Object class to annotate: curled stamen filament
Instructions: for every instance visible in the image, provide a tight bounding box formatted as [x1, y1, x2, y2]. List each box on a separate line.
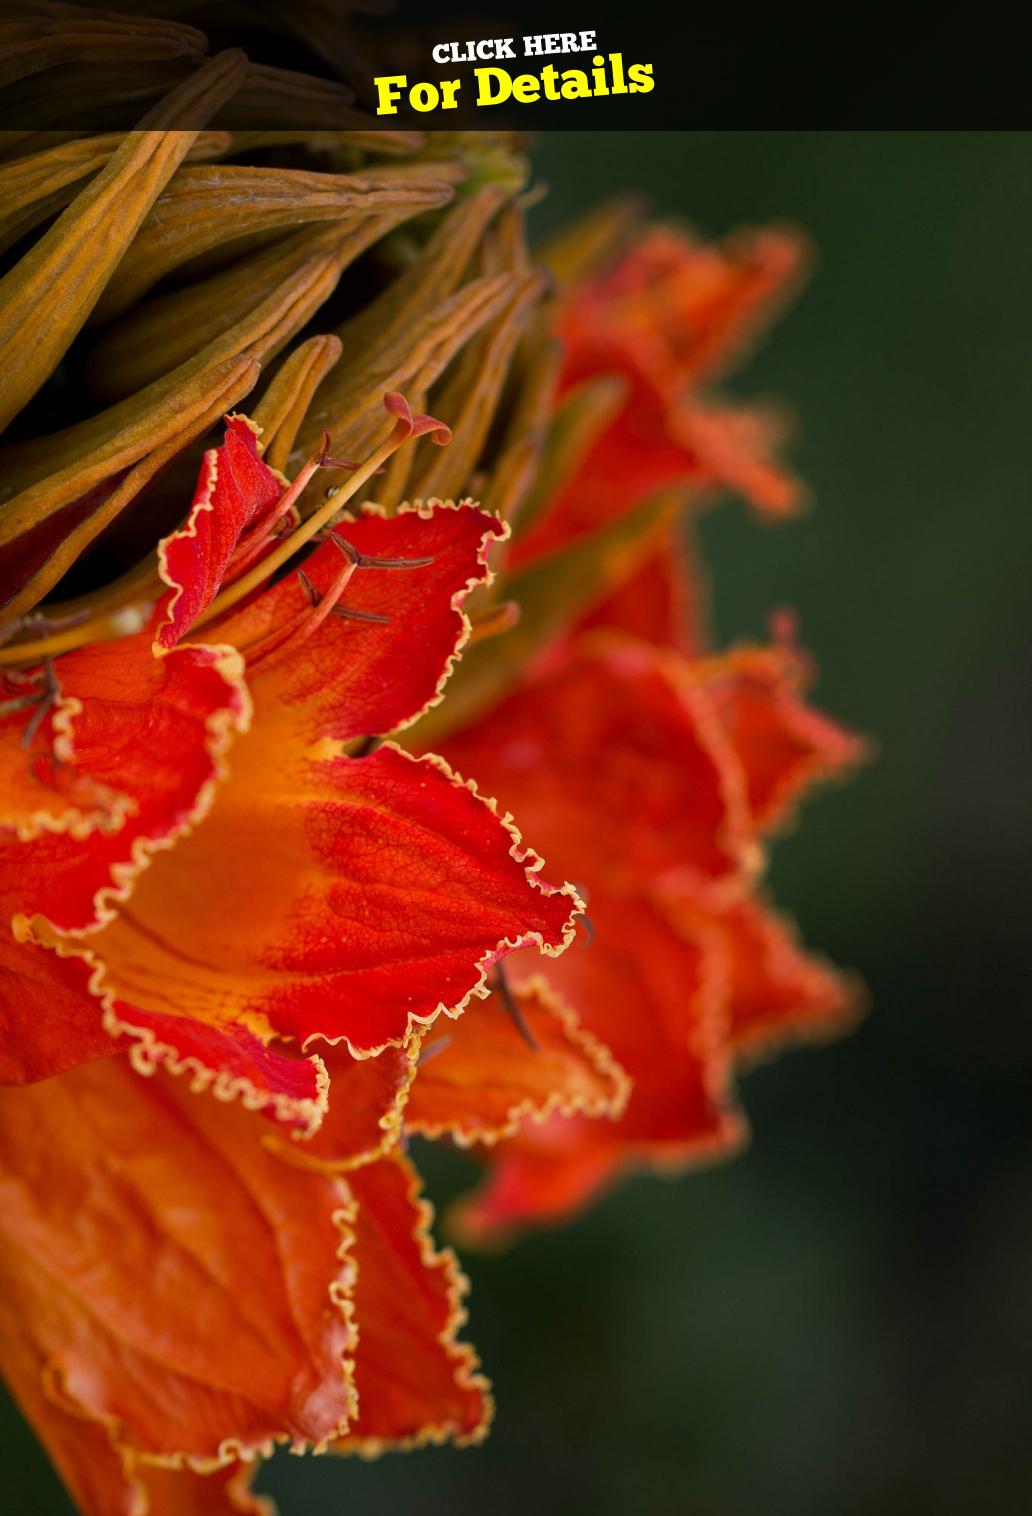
[491, 959, 539, 1051]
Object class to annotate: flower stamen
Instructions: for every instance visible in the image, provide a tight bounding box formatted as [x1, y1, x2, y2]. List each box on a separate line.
[490, 960, 539, 1051]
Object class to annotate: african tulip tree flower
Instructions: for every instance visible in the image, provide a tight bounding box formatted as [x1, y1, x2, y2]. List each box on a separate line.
[0, 102, 864, 1516]
[0, 395, 627, 1514]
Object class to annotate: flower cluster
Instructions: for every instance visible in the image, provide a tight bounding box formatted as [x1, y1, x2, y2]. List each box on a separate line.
[0, 106, 864, 1516]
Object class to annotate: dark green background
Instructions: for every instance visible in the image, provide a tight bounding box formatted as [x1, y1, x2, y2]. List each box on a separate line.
[5, 131, 1030, 1516]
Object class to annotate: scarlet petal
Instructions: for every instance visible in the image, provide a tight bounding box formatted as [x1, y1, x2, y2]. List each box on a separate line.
[107, 1001, 330, 1135]
[516, 223, 808, 567]
[0, 931, 111, 1083]
[156, 414, 285, 648]
[1, 633, 248, 934]
[87, 744, 580, 1056]
[6, 1361, 272, 1516]
[699, 643, 868, 832]
[432, 643, 757, 1239]
[523, 896, 740, 1150]
[717, 895, 861, 1057]
[450, 1133, 624, 1248]
[218, 502, 506, 743]
[335, 1150, 490, 1452]
[406, 975, 628, 1147]
[577, 530, 708, 654]
[0, 1059, 357, 1484]
[437, 639, 753, 895]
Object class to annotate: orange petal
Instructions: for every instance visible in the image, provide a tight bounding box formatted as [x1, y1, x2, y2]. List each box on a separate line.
[449, 894, 745, 1247]
[698, 642, 868, 833]
[576, 529, 708, 654]
[85, 744, 580, 1056]
[406, 975, 628, 1147]
[0, 1058, 358, 1483]
[335, 1150, 491, 1452]
[521, 895, 740, 1150]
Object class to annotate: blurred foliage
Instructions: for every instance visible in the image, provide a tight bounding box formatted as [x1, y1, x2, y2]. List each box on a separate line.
[4, 130, 1031, 1516]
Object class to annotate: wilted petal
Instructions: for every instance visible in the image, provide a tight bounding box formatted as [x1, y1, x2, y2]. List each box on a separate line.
[0, 8, 206, 90]
[0, 55, 245, 435]
[92, 164, 458, 324]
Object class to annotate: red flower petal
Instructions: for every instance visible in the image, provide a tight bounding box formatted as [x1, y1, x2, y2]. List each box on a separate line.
[576, 528, 708, 654]
[699, 642, 868, 833]
[0, 633, 248, 934]
[106, 1001, 330, 1135]
[0, 1059, 358, 1483]
[450, 1133, 627, 1247]
[335, 1150, 490, 1452]
[155, 415, 285, 649]
[217, 502, 506, 743]
[267, 1043, 417, 1173]
[2, 1356, 271, 1516]
[0, 931, 111, 1083]
[716, 895, 862, 1057]
[85, 744, 580, 1056]
[515, 223, 808, 569]
[437, 638, 753, 897]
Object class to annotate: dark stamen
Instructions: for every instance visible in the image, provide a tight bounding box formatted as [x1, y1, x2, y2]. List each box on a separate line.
[329, 534, 433, 571]
[491, 960, 539, 1050]
[418, 1035, 453, 1066]
[296, 568, 320, 605]
[332, 605, 391, 624]
[297, 569, 390, 625]
[0, 608, 91, 649]
[16, 658, 60, 749]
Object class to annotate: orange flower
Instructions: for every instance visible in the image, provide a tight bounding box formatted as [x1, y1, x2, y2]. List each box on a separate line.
[0, 177, 867, 1513]
[0, 395, 630, 1512]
